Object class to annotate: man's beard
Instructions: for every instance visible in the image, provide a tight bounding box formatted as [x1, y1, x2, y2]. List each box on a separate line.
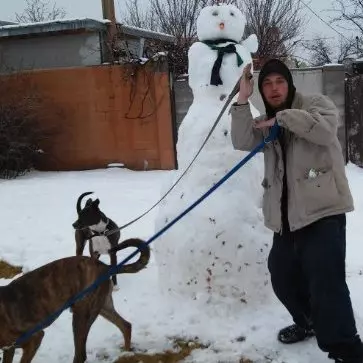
[270, 100, 288, 113]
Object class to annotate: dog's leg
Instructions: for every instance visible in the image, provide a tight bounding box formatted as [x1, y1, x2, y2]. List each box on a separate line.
[72, 313, 95, 363]
[89, 240, 100, 260]
[100, 292, 132, 351]
[75, 230, 86, 256]
[3, 347, 15, 363]
[19, 331, 44, 363]
[72, 297, 104, 363]
[89, 239, 94, 257]
[110, 251, 118, 288]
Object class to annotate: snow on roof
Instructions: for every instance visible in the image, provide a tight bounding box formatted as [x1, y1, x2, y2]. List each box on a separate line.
[0, 17, 110, 38]
[0, 20, 17, 26]
[119, 23, 175, 43]
[323, 63, 344, 67]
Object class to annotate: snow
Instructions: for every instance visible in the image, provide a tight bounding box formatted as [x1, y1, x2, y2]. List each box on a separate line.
[154, 4, 267, 306]
[323, 63, 342, 67]
[0, 17, 111, 30]
[1, 4, 362, 363]
[1, 165, 363, 363]
[188, 5, 257, 96]
[196, 4, 246, 43]
[121, 23, 175, 40]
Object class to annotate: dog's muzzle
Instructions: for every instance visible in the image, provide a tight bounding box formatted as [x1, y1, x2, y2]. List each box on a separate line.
[72, 220, 81, 229]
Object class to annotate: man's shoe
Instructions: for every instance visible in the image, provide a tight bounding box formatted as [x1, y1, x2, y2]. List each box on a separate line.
[278, 324, 315, 344]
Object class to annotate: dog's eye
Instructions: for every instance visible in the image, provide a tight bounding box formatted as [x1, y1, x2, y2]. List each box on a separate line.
[230, 11, 234, 16]
[212, 10, 218, 16]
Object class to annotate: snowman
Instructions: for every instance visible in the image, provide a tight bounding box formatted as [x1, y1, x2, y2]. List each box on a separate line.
[153, 4, 273, 308]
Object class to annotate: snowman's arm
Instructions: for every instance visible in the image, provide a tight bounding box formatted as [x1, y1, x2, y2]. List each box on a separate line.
[230, 103, 264, 151]
[242, 34, 258, 54]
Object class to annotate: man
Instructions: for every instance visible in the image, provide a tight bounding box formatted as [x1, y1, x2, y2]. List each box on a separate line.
[230, 58, 363, 363]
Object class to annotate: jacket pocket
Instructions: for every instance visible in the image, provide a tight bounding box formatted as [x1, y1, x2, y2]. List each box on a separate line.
[300, 169, 340, 215]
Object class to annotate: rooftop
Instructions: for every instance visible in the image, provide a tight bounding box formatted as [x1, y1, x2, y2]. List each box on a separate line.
[0, 18, 176, 43]
[0, 18, 110, 38]
[0, 20, 17, 26]
[118, 23, 175, 43]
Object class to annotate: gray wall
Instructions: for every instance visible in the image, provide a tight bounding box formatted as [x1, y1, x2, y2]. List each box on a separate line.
[0, 32, 102, 73]
[119, 37, 140, 58]
[174, 65, 347, 158]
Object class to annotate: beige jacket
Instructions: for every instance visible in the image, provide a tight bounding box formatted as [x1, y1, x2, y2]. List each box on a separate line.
[230, 92, 354, 233]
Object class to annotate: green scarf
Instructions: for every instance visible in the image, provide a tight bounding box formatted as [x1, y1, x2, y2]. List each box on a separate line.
[201, 38, 243, 86]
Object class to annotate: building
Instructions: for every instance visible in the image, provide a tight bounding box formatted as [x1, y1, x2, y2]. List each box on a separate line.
[0, 17, 175, 73]
[0, 18, 110, 73]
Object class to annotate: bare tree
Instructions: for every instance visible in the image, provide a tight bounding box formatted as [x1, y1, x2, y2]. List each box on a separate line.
[239, 0, 304, 66]
[331, 0, 363, 56]
[121, 0, 210, 76]
[15, 0, 66, 23]
[123, 0, 236, 41]
[151, 0, 201, 41]
[122, 0, 304, 72]
[123, 0, 159, 30]
[331, 0, 363, 34]
[303, 36, 357, 66]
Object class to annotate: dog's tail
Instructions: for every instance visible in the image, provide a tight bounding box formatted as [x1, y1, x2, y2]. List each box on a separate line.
[109, 238, 150, 274]
[76, 191, 94, 214]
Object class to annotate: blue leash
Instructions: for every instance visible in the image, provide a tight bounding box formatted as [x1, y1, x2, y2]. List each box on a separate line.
[13, 123, 280, 348]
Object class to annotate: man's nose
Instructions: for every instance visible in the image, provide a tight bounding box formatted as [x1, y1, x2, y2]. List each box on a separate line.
[271, 82, 278, 91]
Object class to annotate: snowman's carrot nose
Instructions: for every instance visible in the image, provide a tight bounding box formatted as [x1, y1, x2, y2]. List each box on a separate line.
[219, 22, 225, 29]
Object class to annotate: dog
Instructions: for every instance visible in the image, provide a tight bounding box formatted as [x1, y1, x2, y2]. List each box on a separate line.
[72, 192, 121, 288]
[0, 238, 150, 363]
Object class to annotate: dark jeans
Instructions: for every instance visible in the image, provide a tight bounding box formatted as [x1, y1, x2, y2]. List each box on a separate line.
[268, 214, 363, 362]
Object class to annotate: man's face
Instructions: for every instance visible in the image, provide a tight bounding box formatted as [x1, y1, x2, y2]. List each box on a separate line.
[261, 73, 289, 109]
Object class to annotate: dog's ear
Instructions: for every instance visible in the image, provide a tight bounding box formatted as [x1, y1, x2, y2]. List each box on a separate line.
[85, 198, 93, 207]
[93, 199, 100, 208]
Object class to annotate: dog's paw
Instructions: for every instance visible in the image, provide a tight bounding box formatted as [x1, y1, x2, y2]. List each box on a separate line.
[113, 285, 120, 292]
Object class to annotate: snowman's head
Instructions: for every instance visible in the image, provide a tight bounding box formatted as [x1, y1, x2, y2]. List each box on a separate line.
[197, 4, 245, 43]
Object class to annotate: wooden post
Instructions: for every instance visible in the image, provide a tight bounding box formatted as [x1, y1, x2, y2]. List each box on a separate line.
[101, 0, 117, 62]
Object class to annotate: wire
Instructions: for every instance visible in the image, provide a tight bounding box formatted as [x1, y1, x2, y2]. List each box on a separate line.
[299, 0, 351, 43]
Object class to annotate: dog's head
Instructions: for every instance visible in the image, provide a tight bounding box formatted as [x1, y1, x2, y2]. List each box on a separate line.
[72, 192, 103, 230]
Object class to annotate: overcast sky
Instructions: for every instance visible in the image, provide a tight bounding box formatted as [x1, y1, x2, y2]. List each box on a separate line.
[0, 0, 358, 62]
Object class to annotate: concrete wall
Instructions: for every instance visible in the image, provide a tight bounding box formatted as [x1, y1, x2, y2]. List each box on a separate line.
[174, 65, 347, 157]
[0, 32, 103, 73]
[322, 65, 347, 158]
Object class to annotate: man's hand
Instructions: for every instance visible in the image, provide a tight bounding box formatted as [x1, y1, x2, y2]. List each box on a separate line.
[237, 63, 254, 104]
[254, 117, 276, 129]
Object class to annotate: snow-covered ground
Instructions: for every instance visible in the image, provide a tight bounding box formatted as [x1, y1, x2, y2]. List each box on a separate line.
[1, 164, 363, 362]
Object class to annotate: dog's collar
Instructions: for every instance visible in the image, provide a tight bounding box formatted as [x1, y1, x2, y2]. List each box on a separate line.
[90, 217, 110, 237]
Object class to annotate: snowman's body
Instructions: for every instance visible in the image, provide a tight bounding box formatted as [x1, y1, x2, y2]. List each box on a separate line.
[153, 5, 273, 307]
[188, 41, 254, 98]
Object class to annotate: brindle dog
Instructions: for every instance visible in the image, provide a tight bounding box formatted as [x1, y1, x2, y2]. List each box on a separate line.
[0, 238, 150, 363]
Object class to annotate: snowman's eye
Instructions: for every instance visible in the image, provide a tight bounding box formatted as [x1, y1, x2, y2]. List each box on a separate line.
[230, 11, 235, 16]
[212, 10, 218, 16]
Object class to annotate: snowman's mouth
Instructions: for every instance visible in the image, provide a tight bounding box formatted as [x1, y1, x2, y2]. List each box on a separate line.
[219, 22, 225, 30]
